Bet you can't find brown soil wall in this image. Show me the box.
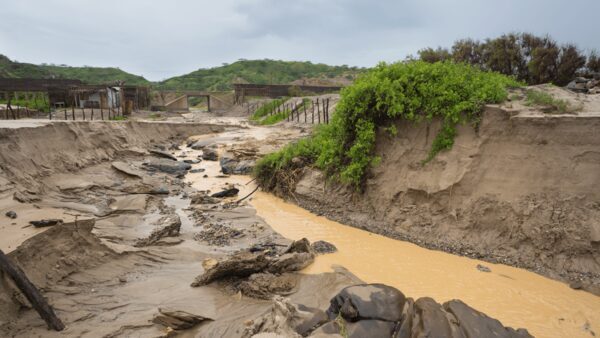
[292,107,600,290]
[0,121,226,189]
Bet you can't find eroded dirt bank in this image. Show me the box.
[0,118,593,337]
[286,106,600,294]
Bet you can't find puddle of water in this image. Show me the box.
[250,191,600,338]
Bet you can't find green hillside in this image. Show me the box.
[0,55,362,90]
[156,59,363,91]
[0,54,150,85]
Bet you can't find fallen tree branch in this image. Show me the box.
[235,185,259,204]
[0,249,65,331]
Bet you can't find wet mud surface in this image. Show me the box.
[0,118,597,337]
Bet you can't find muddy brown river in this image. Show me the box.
[250,192,600,338]
[182,125,599,338]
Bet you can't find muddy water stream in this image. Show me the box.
[250,192,600,338]
[181,125,599,338]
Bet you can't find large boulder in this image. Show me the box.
[202,148,219,161]
[220,154,255,175]
[142,158,191,176]
[442,300,533,338]
[318,284,533,338]
[327,284,406,323]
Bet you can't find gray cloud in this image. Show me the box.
[0,0,598,81]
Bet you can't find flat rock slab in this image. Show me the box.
[152,308,211,330]
[142,158,191,176]
[112,161,146,178]
[149,149,178,161]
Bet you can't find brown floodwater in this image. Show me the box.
[250,191,600,338]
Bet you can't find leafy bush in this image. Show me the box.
[418,33,590,86]
[255,61,520,190]
[0,96,50,112]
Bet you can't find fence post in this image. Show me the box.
[304,102,307,123]
[316,98,320,124]
[312,101,315,124]
[71,95,75,120]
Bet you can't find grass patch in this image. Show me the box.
[255,61,521,191]
[109,115,127,121]
[0,97,50,112]
[259,110,288,125]
[251,97,288,121]
[525,89,578,113]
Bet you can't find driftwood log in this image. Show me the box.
[0,249,65,331]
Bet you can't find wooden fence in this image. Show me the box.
[50,105,123,121]
[245,98,332,124]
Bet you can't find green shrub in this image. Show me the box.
[251,97,288,121]
[525,89,578,113]
[255,61,521,190]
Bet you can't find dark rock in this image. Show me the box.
[327,284,406,323]
[202,148,219,161]
[477,264,491,272]
[285,238,313,254]
[30,219,63,228]
[152,308,211,330]
[345,319,397,338]
[311,240,337,254]
[149,149,178,161]
[294,305,329,336]
[220,155,255,175]
[190,140,214,150]
[183,159,201,164]
[211,188,239,198]
[190,168,206,174]
[443,299,533,338]
[395,298,414,338]
[412,297,456,337]
[5,211,17,219]
[569,280,584,290]
[191,251,270,287]
[150,186,170,195]
[142,158,191,176]
[190,192,219,205]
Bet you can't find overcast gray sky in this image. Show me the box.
[0,0,598,81]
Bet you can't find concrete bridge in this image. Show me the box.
[156,91,234,112]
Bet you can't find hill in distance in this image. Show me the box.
[0,54,150,86]
[0,55,363,91]
[157,59,364,91]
